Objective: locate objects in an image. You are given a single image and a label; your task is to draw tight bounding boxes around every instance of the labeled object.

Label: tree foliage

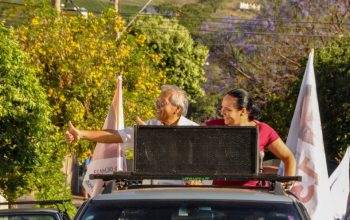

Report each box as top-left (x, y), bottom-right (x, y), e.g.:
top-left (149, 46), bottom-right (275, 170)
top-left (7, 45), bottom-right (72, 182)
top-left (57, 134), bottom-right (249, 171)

top-left (156, 1), bottom-right (227, 34)
top-left (16, 9), bottom-right (208, 158)
top-left (168, 0), bottom-right (350, 160)
top-left (262, 34), bottom-right (350, 162)
top-left (178, 3), bottom-right (213, 33)
top-left (0, 23), bottom-right (58, 201)
top-left (314, 35), bottom-right (350, 160)
top-left (198, 0), bottom-right (349, 156)
top-left (16, 9), bottom-right (168, 156)
top-left (131, 15), bottom-right (208, 101)
top-left (258, 0), bottom-right (349, 159)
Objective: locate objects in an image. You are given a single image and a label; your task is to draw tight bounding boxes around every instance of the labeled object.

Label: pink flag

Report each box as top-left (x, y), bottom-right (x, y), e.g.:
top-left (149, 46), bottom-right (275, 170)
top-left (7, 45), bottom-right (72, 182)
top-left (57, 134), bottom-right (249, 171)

top-left (82, 75), bottom-right (126, 196)
top-left (329, 148), bottom-right (350, 219)
top-left (281, 50), bottom-right (332, 219)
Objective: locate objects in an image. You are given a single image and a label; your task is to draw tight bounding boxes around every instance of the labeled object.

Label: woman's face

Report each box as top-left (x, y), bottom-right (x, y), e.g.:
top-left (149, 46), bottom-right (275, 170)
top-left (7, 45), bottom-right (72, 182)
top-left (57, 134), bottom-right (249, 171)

top-left (220, 95), bottom-right (243, 126)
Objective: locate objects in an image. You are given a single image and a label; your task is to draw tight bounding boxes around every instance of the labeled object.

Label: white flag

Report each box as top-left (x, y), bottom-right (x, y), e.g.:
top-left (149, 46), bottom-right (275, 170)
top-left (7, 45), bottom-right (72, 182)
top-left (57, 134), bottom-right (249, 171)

top-left (282, 49), bottom-right (332, 219)
top-left (82, 75), bottom-right (126, 196)
top-left (329, 148), bottom-right (350, 220)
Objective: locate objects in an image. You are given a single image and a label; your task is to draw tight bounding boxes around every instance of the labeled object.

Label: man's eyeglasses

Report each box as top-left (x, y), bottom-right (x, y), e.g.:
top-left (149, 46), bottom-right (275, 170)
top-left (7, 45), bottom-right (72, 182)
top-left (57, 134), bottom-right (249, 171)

top-left (155, 99), bottom-right (178, 109)
top-left (155, 99), bottom-right (166, 108)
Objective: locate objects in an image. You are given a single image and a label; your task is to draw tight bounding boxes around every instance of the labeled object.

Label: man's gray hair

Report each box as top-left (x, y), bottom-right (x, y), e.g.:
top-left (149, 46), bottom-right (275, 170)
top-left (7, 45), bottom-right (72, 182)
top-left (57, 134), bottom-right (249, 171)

top-left (161, 85), bottom-right (189, 116)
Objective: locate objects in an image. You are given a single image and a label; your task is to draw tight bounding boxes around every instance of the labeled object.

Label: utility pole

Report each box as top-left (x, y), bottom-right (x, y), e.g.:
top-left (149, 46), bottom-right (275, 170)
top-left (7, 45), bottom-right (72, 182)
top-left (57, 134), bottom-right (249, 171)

top-left (51, 0), bottom-right (61, 14)
top-left (115, 0), bottom-right (119, 13)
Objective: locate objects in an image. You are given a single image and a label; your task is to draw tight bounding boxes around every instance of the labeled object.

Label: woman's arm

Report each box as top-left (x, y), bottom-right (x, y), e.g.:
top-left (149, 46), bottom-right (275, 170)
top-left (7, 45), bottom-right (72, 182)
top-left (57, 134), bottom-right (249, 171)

top-left (267, 138), bottom-right (296, 176)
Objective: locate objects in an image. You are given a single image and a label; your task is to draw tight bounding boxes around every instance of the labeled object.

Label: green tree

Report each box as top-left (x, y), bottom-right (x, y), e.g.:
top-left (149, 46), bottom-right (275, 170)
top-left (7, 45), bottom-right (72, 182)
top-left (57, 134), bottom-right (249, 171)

top-left (131, 15), bottom-right (209, 101)
top-left (200, 0), bottom-right (349, 151)
top-left (257, 0), bottom-right (350, 160)
top-left (199, 0), bottom-right (226, 12)
top-left (314, 35), bottom-right (350, 160)
top-left (17, 9), bottom-right (167, 157)
top-left (262, 34), bottom-right (350, 162)
top-left (187, 93), bottom-right (221, 123)
top-left (178, 3), bottom-right (212, 34)
top-left (0, 24), bottom-right (54, 201)
top-left (0, 21), bottom-right (76, 216)
top-left (16, 6), bottom-right (208, 161)
top-left (156, 3), bottom-right (180, 17)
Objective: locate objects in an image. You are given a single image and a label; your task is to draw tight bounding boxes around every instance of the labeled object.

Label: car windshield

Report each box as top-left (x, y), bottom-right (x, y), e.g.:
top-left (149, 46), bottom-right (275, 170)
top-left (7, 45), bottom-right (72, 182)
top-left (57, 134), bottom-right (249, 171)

top-left (0, 214), bottom-right (55, 220)
top-left (79, 200), bottom-right (302, 220)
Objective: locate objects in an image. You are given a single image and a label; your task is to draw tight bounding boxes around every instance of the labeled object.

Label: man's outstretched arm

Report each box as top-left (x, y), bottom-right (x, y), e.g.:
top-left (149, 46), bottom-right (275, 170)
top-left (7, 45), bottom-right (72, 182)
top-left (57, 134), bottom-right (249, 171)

top-left (65, 121), bottom-right (123, 144)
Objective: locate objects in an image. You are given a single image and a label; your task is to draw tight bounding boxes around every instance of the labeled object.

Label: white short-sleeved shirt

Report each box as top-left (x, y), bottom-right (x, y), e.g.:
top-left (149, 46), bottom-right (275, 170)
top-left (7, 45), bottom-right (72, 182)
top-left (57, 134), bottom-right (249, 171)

top-left (118, 116), bottom-right (198, 149)
top-left (118, 116), bottom-right (198, 185)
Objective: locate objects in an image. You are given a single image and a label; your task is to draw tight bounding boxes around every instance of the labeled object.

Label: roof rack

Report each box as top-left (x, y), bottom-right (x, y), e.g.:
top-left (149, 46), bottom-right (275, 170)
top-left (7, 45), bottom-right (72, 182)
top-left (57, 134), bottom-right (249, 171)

top-left (90, 172), bottom-right (300, 182)
top-left (90, 172), bottom-right (301, 193)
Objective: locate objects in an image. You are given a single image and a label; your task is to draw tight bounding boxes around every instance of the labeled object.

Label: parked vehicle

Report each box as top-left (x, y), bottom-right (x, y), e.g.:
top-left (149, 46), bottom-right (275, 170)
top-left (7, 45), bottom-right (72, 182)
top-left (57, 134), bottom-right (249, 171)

top-left (0, 200), bottom-right (70, 220)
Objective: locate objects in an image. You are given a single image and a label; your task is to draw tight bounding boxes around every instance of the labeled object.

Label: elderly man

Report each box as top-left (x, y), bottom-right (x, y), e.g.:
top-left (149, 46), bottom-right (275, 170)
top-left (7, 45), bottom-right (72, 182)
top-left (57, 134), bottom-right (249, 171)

top-left (65, 85), bottom-right (199, 185)
top-left (65, 84), bottom-right (198, 147)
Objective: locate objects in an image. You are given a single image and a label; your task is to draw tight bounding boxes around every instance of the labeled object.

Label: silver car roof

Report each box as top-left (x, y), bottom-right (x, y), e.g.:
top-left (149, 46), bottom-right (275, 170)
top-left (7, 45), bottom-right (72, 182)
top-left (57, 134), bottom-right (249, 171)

top-left (92, 187), bottom-right (293, 203)
top-left (0, 208), bottom-right (60, 214)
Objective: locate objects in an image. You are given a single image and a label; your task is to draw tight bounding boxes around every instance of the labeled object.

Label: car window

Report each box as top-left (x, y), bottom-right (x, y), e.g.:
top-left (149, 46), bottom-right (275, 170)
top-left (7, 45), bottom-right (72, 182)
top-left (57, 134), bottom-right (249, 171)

top-left (62, 213), bottom-right (71, 220)
top-left (0, 215), bottom-right (56, 220)
top-left (79, 200), bottom-right (302, 220)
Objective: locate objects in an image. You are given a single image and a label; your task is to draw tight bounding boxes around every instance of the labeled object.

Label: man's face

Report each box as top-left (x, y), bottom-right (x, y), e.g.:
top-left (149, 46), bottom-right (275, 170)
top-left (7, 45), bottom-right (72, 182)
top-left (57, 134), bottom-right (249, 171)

top-left (155, 91), bottom-right (180, 124)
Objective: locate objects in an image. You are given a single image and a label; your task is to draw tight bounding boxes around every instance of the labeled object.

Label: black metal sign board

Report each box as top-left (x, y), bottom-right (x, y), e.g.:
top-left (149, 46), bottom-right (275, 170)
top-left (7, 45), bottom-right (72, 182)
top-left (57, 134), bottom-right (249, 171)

top-left (134, 126), bottom-right (259, 176)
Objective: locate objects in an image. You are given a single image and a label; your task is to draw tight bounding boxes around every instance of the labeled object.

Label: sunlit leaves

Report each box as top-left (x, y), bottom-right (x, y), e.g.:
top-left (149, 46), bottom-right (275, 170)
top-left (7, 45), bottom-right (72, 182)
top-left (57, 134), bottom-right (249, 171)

top-left (16, 9), bottom-right (171, 157)
top-left (0, 24), bottom-right (53, 201)
top-left (131, 15), bottom-right (208, 101)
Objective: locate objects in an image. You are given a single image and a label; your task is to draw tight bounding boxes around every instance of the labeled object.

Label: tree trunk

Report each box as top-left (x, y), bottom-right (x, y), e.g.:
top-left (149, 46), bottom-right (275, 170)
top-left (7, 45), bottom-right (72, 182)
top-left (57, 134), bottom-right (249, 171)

top-left (51, 0), bottom-right (61, 14)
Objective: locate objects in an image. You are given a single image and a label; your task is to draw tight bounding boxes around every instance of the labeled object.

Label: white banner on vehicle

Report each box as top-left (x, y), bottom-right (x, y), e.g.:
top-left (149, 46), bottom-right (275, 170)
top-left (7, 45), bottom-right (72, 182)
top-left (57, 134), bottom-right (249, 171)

top-left (83, 157), bottom-right (125, 195)
top-left (82, 75), bottom-right (126, 197)
top-left (279, 50), bottom-right (332, 220)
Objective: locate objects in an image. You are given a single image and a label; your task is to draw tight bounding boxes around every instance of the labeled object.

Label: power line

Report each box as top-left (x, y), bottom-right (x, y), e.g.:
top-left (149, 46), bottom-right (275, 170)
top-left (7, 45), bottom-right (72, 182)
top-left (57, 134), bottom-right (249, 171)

top-left (0, 1), bottom-right (347, 37)
top-left (94, 0), bottom-right (108, 10)
top-left (1, 1), bottom-right (348, 27)
top-left (124, 0), bottom-right (153, 30)
top-left (197, 43), bottom-right (323, 49)
top-left (133, 26), bottom-right (339, 38)
top-left (120, 12), bottom-right (350, 26)
top-left (196, 24), bottom-right (333, 34)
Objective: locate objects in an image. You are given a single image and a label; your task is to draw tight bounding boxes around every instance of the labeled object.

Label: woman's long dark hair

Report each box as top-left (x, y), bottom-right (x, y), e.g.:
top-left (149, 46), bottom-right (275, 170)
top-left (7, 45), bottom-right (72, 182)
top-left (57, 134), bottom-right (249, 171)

top-left (226, 89), bottom-right (261, 120)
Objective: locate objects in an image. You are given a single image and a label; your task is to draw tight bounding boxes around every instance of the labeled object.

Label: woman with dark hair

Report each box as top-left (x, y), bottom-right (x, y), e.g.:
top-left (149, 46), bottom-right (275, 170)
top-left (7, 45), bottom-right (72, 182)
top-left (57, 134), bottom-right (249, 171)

top-left (205, 89), bottom-right (296, 186)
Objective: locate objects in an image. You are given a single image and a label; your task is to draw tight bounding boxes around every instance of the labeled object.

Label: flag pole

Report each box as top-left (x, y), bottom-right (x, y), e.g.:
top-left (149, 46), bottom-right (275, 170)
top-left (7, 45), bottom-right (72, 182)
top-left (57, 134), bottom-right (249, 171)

top-left (116, 75), bottom-right (124, 172)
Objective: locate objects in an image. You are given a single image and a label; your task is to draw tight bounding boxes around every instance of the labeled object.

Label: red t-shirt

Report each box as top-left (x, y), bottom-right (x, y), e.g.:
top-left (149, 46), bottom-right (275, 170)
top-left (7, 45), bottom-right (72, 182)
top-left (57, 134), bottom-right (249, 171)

top-left (205, 118), bottom-right (279, 151)
top-left (205, 118), bottom-right (280, 186)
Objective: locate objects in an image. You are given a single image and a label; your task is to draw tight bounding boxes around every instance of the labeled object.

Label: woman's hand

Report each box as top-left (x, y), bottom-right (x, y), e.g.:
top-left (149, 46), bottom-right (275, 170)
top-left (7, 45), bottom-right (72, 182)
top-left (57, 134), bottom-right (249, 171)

top-left (282, 181), bottom-right (295, 190)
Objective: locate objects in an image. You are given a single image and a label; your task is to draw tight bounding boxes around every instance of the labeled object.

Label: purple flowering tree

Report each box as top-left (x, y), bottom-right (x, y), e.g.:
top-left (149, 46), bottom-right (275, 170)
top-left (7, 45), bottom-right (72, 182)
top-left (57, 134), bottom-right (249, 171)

top-left (200, 0), bottom-right (349, 105)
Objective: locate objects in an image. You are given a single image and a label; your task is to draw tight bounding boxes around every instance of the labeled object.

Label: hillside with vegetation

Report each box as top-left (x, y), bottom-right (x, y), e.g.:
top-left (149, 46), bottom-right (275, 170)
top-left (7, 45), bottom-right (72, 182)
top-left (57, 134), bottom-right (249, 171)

top-left (0, 0), bottom-right (260, 21)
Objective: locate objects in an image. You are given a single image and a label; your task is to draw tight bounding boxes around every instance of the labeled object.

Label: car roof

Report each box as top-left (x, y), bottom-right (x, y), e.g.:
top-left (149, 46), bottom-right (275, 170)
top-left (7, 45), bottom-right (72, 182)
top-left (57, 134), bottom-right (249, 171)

top-left (0, 208), bottom-right (60, 214)
top-left (92, 187), bottom-right (293, 203)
